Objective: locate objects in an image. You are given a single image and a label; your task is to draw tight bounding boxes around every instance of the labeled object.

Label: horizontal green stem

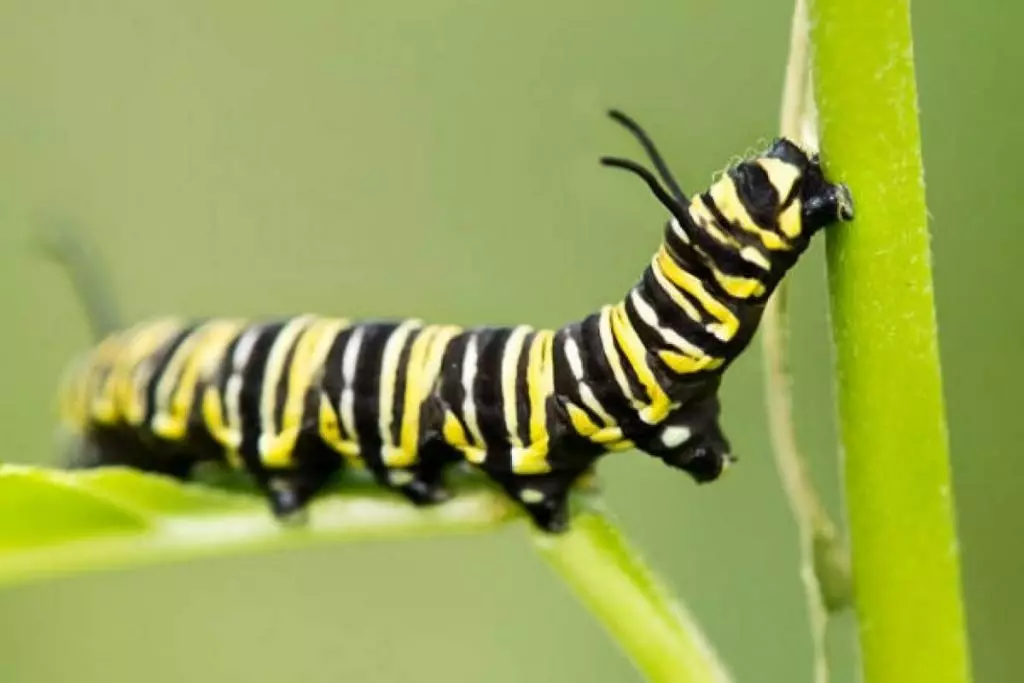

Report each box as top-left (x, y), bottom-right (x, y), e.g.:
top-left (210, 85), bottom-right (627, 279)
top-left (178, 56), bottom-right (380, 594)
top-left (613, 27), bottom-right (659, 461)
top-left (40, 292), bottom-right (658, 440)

top-left (809, 0), bottom-right (973, 680)
top-left (533, 507), bottom-right (732, 683)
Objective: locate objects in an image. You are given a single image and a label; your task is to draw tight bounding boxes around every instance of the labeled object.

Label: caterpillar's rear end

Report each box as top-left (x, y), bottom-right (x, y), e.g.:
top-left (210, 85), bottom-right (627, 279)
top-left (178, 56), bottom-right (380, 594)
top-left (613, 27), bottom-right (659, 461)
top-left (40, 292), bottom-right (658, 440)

top-left (55, 319), bottom-right (227, 478)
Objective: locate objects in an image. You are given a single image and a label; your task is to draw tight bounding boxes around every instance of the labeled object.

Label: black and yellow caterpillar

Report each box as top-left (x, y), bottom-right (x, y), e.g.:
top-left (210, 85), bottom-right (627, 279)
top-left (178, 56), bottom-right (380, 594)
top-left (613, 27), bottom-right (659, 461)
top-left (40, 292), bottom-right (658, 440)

top-left (51, 111), bottom-right (853, 532)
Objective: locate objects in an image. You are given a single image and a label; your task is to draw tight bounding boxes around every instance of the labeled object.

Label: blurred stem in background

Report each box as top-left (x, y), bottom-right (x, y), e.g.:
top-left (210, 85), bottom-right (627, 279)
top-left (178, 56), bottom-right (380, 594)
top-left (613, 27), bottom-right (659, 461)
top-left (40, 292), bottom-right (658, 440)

top-left (761, 0), bottom-right (852, 682)
top-left (809, 0), bottom-right (974, 681)
top-left (534, 504), bottom-right (732, 683)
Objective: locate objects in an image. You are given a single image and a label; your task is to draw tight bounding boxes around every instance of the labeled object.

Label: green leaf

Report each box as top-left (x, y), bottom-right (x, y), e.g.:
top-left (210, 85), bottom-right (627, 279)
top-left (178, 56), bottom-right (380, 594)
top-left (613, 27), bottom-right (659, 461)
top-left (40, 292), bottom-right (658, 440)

top-left (0, 464), bottom-right (519, 587)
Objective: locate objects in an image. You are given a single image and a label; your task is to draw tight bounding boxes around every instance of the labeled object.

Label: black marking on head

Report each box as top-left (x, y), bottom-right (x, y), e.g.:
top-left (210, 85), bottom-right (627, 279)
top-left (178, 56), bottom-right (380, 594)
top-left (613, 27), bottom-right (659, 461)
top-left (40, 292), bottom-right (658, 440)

top-left (764, 137), bottom-right (811, 169)
top-left (729, 162), bottom-right (781, 234)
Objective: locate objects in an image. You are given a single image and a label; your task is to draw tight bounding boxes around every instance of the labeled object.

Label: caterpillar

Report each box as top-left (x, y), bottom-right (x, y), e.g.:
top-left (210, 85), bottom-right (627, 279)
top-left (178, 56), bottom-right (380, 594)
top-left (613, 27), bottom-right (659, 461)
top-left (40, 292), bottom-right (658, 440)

top-left (49, 111), bottom-right (853, 532)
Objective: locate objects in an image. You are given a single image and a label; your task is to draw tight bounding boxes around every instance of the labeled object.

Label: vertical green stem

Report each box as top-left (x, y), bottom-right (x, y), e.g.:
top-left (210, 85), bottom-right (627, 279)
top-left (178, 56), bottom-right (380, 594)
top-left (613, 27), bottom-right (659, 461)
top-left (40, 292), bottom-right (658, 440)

top-left (533, 509), bottom-right (732, 683)
top-left (808, 1), bottom-right (972, 681)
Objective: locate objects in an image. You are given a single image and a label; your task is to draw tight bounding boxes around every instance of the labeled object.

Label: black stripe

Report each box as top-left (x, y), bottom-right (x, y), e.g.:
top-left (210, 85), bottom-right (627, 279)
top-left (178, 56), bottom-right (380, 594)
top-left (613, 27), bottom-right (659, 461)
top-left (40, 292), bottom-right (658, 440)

top-left (472, 327), bottom-right (513, 453)
top-left (319, 326), bottom-right (357, 440)
top-left (388, 326), bottom-right (419, 447)
top-left (237, 322), bottom-right (288, 465)
top-left (623, 294), bottom-right (692, 392)
top-left (437, 332), bottom-right (470, 424)
top-left (352, 323), bottom-right (399, 467)
top-left (638, 268), bottom-right (730, 358)
top-left (666, 216), bottom-right (767, 282)
top-left (514, 331), bottom-right (533, 446)
top-left (607, 311), bottom-right (648, 405)
top-left (575, 315), bottom-right (636, 426)
top-left (142, 323), bottom-right (201, 428)
top-left (728, 162), bottom-right (781, 234)
top-left (187, 325), bottom-right (244, 433)
top-left (199, 325), bottom-right (245, 434)
top-left (272, 320), bottom-right (308, 434)
top-left (551, 329), bottom-right (605, 431)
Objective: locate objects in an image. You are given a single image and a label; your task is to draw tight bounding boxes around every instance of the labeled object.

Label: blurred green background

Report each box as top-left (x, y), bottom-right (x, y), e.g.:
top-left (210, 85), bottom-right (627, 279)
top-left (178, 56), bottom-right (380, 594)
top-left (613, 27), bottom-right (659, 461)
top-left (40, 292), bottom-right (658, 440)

top-left (0, 0), bottom-right (1017, 681)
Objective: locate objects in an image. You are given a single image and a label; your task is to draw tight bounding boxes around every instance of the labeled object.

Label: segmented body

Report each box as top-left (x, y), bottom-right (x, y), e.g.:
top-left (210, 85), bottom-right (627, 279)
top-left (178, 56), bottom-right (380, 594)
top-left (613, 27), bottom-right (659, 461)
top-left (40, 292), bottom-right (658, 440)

top-left (55, 112), bottom-right (853, 531)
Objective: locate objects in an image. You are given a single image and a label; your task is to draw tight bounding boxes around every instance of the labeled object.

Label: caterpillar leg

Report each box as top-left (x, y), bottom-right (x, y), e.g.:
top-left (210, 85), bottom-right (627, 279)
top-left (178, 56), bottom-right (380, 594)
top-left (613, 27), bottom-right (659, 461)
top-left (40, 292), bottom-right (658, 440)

top-left (370, 439), bottom-right (458, 506)
top-left (492, 470), bottom-right (579, 533)
top-left (261, 463), bottom-right (340, 523)
top-left (256, 437), bottom-right (344, 523)
top-left (371, 461), bottom-right (451, 506)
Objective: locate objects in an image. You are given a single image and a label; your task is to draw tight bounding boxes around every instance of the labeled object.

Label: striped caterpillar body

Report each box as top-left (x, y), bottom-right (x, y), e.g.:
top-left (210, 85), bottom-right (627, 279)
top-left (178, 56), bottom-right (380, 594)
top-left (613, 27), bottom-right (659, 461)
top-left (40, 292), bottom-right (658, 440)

top-left (53, 111), bottom-right (853, 532)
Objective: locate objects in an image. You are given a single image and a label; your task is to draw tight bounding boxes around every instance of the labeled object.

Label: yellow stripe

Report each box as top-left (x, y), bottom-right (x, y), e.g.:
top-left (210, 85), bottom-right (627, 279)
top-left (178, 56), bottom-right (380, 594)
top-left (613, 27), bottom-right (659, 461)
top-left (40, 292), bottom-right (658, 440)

top-left (283, 318), bottom-right (347, 436)
top-left (156, 320), bottom-right (245, 440)
top-left (501, 326), bottom-right (532, 449)
top-left (149, 325), bottom-right (210, 438)
top-left (563, 401), bottom-right (631, 448)
top-left (263, 318), bottom-right (349, 468)
top-left (317, 392), bottom-right (361, 461)
top-left (712, 271), bottom-right (766, 299)
top-left (597, 306), bottom-right (643, 410)
top-left (513, 329), bottom-right (555, 476)
top-left (651, 257), bottom-right (704, 323)
top-left (202, 385), bottom-right (236, 453)
top-left (757, 157), bottom-right (801, 214)
top-left (377, 320), bottom-right (421, 467)
top-left (83, 336), bottom-right (123, 424)
top-left (112, 319), bottom-right (184, 425)
top-left (777, 197), bottom-right (803, 239)
top-left (610, 303), bottom-right (670, 423)
top-left (688, 197), bottom-right (740, 249)
top-left (656, 246), bottom-right (739, 341)
top-left (389, 325), bottom-right (438, 467)
top-left (658, 349), bottom-right (724, 375)
top-left (710, 176), bottom-right (789, 251)
top-left (421, 325), bottom-right (462, 384)
top-left (258, 316), bottom-right (315, 463)
top-left (443, 410), bottom-right (469, 448)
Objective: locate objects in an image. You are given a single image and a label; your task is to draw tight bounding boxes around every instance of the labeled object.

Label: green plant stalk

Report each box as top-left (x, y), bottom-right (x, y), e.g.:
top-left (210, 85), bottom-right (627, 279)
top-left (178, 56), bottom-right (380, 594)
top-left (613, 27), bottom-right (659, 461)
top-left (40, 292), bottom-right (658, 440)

top-left (808, 1), bottom-right (972, 681)
top-left (533, 506), bottom-right (732, 683)
top-left (762, 1), bottom-right (852, 680)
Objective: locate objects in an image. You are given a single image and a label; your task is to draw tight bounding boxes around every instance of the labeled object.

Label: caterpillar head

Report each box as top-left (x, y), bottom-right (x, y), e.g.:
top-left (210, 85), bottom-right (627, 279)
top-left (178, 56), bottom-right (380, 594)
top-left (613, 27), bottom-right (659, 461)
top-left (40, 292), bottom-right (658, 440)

top-left (635, 398), bottom-right (733, 484)
top-left (760, 138), bottom-right (855, 238)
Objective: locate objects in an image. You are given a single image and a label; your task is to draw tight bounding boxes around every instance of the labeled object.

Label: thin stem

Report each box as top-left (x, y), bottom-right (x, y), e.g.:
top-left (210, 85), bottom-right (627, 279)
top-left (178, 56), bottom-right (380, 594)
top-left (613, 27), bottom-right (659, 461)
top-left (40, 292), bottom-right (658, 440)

top-left (762, 1), bottom-right (852, 680)
top-left (808, 0), bottom-right (973, 681)
top-left (532, 503), bottom-right (733, 683)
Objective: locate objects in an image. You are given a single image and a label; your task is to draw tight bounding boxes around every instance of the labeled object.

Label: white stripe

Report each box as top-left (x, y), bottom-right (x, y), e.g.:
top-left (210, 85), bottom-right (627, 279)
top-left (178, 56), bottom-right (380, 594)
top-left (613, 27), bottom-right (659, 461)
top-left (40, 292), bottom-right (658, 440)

top-left (670, 217), bottom-right (691, 244)
top-left (564, 335), bottom-right (585, 379)
top-left (629, 289), bottom-right (708, 358)
top-left (561, 334), bottom-right (615, 425)
top-left (338, 327), bottom-right (364, 441)
top-left (259, 316), bottom-right (313, 455)
top-left (223, 326), bottom-right (262, 447)
top-left (461, 335), bottom-right (486, 448)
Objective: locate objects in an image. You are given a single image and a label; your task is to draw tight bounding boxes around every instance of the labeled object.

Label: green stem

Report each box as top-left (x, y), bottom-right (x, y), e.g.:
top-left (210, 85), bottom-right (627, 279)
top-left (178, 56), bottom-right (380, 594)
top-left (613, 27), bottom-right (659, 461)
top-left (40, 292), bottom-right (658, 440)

top-left (762, 1), bottom-right (852, 680)
top-left (533, 505), bottom-right (732, 683)
top-left (808, 1), bottom-right (973, 681)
